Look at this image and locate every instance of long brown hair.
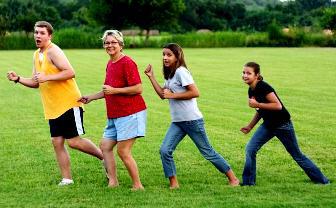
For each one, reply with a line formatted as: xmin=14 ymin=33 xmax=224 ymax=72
xmin=163 ymin=43 xmax=187 ymax=80
xmin=245 ymin=62 xmax=263 ymax=81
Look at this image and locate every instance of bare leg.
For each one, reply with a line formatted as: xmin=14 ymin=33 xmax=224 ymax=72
xmin=169 ymin=175 xmax=180 ymax=189
xmin=52 ymin=137 xmax=72 ymax=179
xmin=100 ymin=139 xmax=119 ymax=187
xmin=225 ymin=169 xmax=240 ymax=186
xmin=67 ymin=136 xmax=103 ymax=160
xmin=117 ymin=138 xmax=143 ymax=190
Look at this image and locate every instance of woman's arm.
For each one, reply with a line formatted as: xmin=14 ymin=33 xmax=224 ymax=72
xmin=79 ymin=91 xmax=105 ymax=104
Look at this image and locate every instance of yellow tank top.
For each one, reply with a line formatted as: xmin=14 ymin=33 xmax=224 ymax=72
xmin=34 ymin=43 xmax=83 ymax=119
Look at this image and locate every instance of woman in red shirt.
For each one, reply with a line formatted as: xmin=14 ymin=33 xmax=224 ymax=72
xmin=80 ymin=30 xmax=146 ymax=190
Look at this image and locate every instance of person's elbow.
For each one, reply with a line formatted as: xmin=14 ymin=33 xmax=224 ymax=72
xmin=191 ymin=88 xmax=200 ymax=98
xmin=134 ymin=84 xmax=143 ymax=94
xmin=68 ymin=70 xmax=75 ymax=79
xmin=194 ymin=90 xmax=200 ymax=98
xmin=275 ymin=103 xmax=282 ymax=110
xmin=32 ymin=83 xmax=39 ymax=88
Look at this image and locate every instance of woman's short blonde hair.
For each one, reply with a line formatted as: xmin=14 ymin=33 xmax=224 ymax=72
xmin=101 ymin=30 xmax=124 ymax=47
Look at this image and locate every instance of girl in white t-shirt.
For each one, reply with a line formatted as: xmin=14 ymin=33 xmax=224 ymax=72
xmin=144 ymin=43 xmax=239 ymax=189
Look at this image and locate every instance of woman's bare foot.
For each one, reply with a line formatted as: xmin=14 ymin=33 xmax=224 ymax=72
xmin=131 ymin=185 xmax=144 ymax=191
xmin=108 ymin=182 xmax=119 ymax=188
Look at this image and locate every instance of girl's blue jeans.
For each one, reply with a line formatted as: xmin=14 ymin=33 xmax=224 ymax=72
xmin=160 ymin=118 xmax=231 ymax=178
xmin=242 ymin=120 xmax=329 ymax=185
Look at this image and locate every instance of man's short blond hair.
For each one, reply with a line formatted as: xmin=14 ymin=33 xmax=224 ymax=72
xmin=34 ymin=21 xmax=54 ymax=35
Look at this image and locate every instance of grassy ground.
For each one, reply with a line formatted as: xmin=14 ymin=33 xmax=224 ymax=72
xmin=0 ymin=48 xmax=335 ymax=207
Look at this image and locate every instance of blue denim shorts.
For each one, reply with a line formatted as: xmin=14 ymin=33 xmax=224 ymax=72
xmin=103 ymin=110 xmax=146 ymax=141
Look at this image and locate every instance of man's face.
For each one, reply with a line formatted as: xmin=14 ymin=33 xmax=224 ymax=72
xmin=34 ymin=27 xmax=51 ymax=49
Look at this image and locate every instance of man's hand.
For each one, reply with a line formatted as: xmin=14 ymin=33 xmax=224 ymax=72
xmin=7 ymin=71 xmax=19 ymax=82
xmin=33 ymin=72 xmax=49 ymax=83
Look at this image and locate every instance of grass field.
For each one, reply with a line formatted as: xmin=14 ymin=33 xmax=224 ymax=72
xmin=0 ymin=48 xmax=335 ymax=207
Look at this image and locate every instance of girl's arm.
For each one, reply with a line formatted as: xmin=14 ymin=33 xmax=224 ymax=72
xmin=163 ymin=83 xmax=199 ymax=100
xmin=249 ymin=92 xmax=282 ymax=110
xmin=144 ymin=64 xmax=165 ymax=99
xmin=240 ymin=112 xmax=261 ymax=134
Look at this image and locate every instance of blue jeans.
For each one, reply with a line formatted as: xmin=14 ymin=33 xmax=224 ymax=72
xmin=242 ymin=120 xmax=329 ymax=185
xmin=160 ymin=118 xmax=231 ymax=178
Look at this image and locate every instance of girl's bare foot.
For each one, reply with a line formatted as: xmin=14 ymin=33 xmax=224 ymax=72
xmin=169 ymin=175 xmax=179 ymax=189
xmin=229 ymin=179 xmax=240 ymax=187
xmin=169 ymin=184 xmax=180 ymax=190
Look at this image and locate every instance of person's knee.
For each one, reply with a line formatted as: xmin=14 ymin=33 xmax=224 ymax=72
xmin=245 ymin=145 xmax=257 ymax=156
xmin=117 ymin=148 xmax=130 ymax=160
xmin=100 ymin=142 xmax=112 ymax=153
xmin=52 ymin=138 xmax=64 ymax=149
xmin=202 ymin=150 xmax=217 ymax=160
xmin=67 ymin=138 xmax=80 ymax=149
xmin=159 ymin=146 xmax=172 ymax=158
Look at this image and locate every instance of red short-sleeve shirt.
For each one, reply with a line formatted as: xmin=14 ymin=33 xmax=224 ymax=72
xmin=104 ymin=56 xmax=146 ymax=118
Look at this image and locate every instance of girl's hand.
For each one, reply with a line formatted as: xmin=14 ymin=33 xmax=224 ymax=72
xmin=102 ymin=85 xmax=117 ymax=95
xmin=144 ymin=64 xmax=154 ymax=77
xmin=78 ymin=96 xmax=92 ymax=104
xmin=163 ymin=88 xmax=174 ymax=99
xmin=240 ymin=126 xmax=252 ymax=134
xmin=248 ymin=97 xmax=259 ymax=108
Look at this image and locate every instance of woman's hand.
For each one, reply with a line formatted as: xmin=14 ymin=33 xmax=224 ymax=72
xmin=102 ymin=85 xmax=117 ymax=95
xmin=78 ymin=95 xmax=92 ymax=104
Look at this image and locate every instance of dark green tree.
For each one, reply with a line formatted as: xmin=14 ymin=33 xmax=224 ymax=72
xmin=295 ymin=0 xmax=331 ymax=11
xmin=88 ymin=0 xmax=134 ymax=30
xmin=130 ymin=0 xmax=185 ymax=39
xmin=320 ymin=7 xmax=336 ymax=30
xmin=0 ymin=0 xmax=61 ymax=34
xmin=179 ymin=0 xmax=246 ymax=32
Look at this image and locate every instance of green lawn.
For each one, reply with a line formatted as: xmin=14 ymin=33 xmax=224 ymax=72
xmin=0 ymin=48 xmax=335 ymax=207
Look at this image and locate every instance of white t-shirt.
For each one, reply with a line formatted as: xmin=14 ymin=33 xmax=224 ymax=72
xmin=164 ymin=66 xmax=203 ymax=122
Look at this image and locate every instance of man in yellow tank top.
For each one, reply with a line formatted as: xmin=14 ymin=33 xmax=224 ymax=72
xmin=7 ymin=21 xmax=104 ymax=186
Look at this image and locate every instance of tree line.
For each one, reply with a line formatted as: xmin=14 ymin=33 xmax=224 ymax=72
xmin=0 ymin=0 xmax=335 ymax=37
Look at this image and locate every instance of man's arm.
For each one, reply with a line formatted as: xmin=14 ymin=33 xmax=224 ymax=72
xmin=34 ymin=46 xmax=75 ymax=83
